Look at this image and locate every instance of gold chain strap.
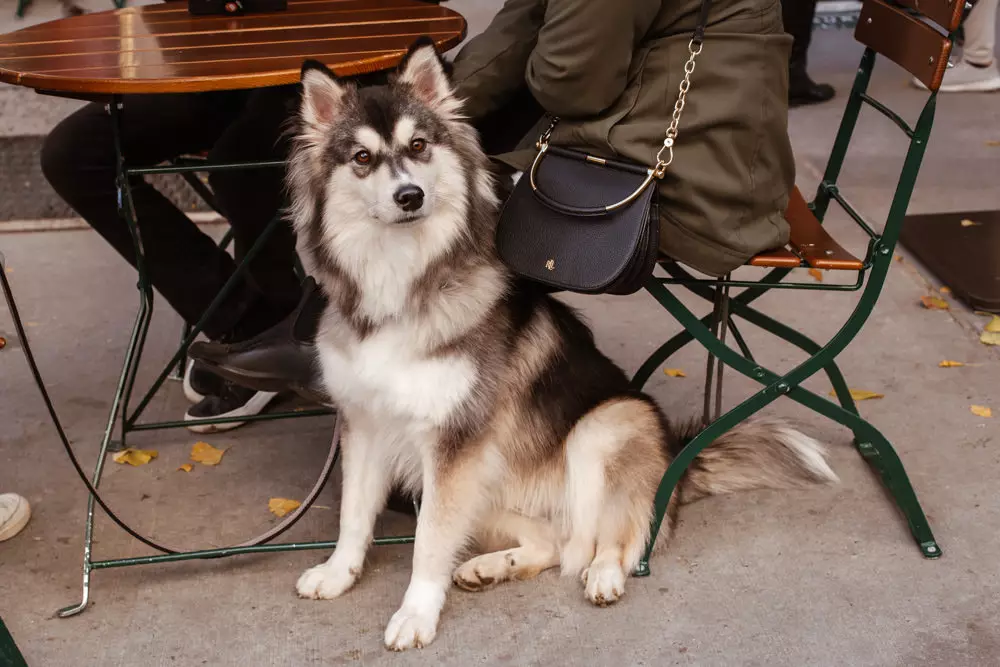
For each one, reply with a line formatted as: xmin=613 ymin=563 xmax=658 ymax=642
xmin=536 ymin=38 xmax=704 ymax=180
xmin=653 ymin=38 xmax=703 ymax=177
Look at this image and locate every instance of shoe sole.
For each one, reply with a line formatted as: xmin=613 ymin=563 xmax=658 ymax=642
xmin=184 ymin=390 xmax=279 ymax=434
xmin=182 ymin=358 xmax=206 ymax=404
xmin=912 ymin=76 xmax=1000 ymax=93
xmin=0 ymin=497 xmax=31 ymax=542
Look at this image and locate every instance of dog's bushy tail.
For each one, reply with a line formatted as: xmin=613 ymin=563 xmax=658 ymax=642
xmin=668 ymin=418 xmax=838 ymax=504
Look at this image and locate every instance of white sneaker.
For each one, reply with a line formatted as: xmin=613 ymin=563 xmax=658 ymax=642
xmin=182 ymin=358 xmax=205 ymax=404
xmin=912 ymin=59 xmax=1000 ymax=92
xmin=0 ymin=493 xmax=31 ymax=542
xmin=184 ymin=381 xmax=279 ymax=434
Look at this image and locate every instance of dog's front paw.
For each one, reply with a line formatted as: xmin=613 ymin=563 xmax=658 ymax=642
xmin=296 ymin=562 xmax=361 ymax=600
xmin=384 ymin=605 xmax=439 ymax=651
xmin=582 ymin=562 xmax=625 ymax=607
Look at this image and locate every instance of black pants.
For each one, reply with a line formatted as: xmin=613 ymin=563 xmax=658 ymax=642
xmin=41 ymin=86 xmax=303 ymax=341
xmin=781 ymin=0 xmax=819 ymax=83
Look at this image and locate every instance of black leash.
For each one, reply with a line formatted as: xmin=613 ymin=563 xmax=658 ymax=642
xmin=1 ymin=253 xmax=339 ymax=555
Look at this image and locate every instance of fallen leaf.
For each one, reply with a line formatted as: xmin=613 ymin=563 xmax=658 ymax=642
xmin=939 ymin=286 xmax=952 ymax=294
xmin=970 ymin=405 xmax=993 ymax=418
xmin=664 ymin=368 xmax=687 ymax=378
xmin=981 ymin=331 xmax=1000 ymax=346
xmin=986 ymin=140 xmax=1000 ymax=147
xmin=894 ymin=255 xmax=904 ymax=263
xmin=938 ymin=360 xmax=965 ymax=368
xmin=920 ymin=295 xmax=950 ymax=310
xmin=831 ymin=388 xmax=884 ymax=401
xmin=0 ymin=336 xmax=5 ymax=350
xmin=111 ymin=448 xmax=158 ymax=466
xmin=268 ymin=498 xmax=302 ymax=518
xmin=960 ymin=219 xmax=982 ymax=227
xmin=177 ymin=463 xmax=193 ymax=473
xmin=808 ymin=268 xmax=824 ymax=282
xmin=190 ymin=441 xmax=226 ymax=466
xmin=985 ymin=316 xmax=1000 ymax=333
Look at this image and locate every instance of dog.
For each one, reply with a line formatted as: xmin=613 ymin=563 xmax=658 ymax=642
xmin=288 ymin=39 xmax=838 ymax=651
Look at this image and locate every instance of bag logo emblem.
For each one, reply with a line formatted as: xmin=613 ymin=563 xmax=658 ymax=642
xmin=545 ymin=258 xmax=556 ymax=271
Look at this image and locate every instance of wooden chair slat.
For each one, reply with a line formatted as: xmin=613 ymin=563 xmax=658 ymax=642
xmin=855 ymin=0 xmax=952 ymax=91
xmin=749 ymin=187 xmax=864 ymax=271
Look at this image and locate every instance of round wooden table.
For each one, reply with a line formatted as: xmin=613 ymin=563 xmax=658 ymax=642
xmin=0 ymin=0 xmax=466 ymax=94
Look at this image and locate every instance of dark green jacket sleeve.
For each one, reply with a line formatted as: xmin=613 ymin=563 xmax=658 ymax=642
xmin=450 ymin=0 xmax=545 ymax=122
xmin=525 ymin=0 xmax=660 ymax=117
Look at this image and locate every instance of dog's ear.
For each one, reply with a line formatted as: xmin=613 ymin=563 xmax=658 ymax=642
xmin=397 ymin=37 xmax=454 ymax=111
xmin=300 ymin=60 xmax=346 ymax=131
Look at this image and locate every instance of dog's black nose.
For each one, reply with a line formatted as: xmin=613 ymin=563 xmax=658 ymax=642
xmin=393 ymin=185 xmax=424 ymax=212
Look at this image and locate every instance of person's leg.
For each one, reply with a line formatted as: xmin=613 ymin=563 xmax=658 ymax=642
xmin=41 ymin=92 xmax=284 ymax=431
xmin=781 ymin=0 xmax=835 ymax=106
xmin=40 ymin=92 xmax=266 ymax=341
xmin=207 ymin=84 xmax=304 ymax=330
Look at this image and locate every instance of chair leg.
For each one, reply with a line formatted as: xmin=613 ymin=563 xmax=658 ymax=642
xmin=637 ymin=275 xmax=941 ymax=568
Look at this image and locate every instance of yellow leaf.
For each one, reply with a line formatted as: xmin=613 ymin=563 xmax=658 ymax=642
xmin=894 ymin=255 xmax=904 ymax=263
xmin=177 ymin=463 xmax=193 ymax=473
xmin=960 ymin=219 xmax=982 ymax=227
xmin=938 ymin=360 xmax=965 ymax=368
xmin=970 ymin=405 xmax=993 ymax=418
xmin=985 ymin=315 xmax=1000 ymax=333
xmin=920 ymin=295 xmax=950 ymax=310
xmin=111 ymin=448 xmax=158 ymax=467
xmin=831 ymin=388 xmax=884 ymax=401
xmin=981 ymin=331 xmax=1000 ymax=346
xmin=190 ymin=441 xmax=226 ymax=466
xmin=986 ymin=140 xmax=1000 ymax=147
xmin=807 ymin=268 xmax=824 ymax=282
xmin=268 ymin=498 xmax=302 ymax=518
xmin=663 ymin=368 xmax=687 ymax=378
xmin=939 ymin=286 xmax=952 ymax=294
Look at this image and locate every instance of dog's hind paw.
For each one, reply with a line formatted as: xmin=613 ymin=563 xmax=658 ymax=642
xmin=384 ymin=606 xmax=438 ymax=651
xmin=296 ymin=562 xmax=360 ymax=600
xmin=582 ymin=562 xmax=625 ymax=607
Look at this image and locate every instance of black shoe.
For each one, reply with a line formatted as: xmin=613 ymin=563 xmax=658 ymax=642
xmin=789 ymin=73 xmax=835 ymax=107
xmin=188 ymin=277 xmax=330 ymax=406
xmin=184 ymin=381 xmax=279 ymax=433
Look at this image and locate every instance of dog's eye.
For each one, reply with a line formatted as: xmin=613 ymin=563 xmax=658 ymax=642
xmin=410 ymin=139 xmax=427 ymax=153
xmin=353 ymin=150 xmax=371 ymax=165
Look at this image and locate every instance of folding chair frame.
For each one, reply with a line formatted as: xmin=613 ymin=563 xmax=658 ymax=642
xmin=632 ymin=45 xmax=944 ymax=576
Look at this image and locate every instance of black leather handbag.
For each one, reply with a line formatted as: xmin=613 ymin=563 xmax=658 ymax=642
xmin=495 ymin=2 xmax=710 ymax=295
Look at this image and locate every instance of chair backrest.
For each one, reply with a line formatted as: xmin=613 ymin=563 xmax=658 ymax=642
xmin=854 ymin=0 xmax=958 ymax=91
xmin=808 ymin=0 xmax=958 ymax=258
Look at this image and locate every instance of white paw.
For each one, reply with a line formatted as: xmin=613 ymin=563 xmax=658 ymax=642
xmin=384 ymin=605 xmax=439 ymax=651
xmin=583 ymin=562 xmax=626 ymax=607
xmin=296 ymin=562 xmax=361 ymax=600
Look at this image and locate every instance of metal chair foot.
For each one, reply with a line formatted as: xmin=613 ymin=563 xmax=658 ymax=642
xmin=56 ymin=567 xmax=90 ymax=618
xmin=633 ymin=560 xmax=651 ymax=577
xmin=855 ymin=432 xmax=941 ymax=559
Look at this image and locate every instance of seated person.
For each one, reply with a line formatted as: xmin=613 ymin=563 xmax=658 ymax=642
xmin=189 ymin=0 xmax=797 ymax=402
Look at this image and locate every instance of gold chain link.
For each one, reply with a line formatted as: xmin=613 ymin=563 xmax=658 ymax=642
xmin=654 ymin=39 xmax=703 ymax=177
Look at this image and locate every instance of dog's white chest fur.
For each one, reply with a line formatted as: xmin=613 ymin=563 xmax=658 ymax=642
xmin=317 ymin=321 xmax=477 ymax=425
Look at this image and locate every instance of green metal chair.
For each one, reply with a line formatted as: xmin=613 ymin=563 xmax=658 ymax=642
xmin=633 ymin=0 xmax=960 ymax=575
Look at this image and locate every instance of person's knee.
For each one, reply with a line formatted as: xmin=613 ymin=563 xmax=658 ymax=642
xmin=40 ymin=106 xmax=113 ymax=196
